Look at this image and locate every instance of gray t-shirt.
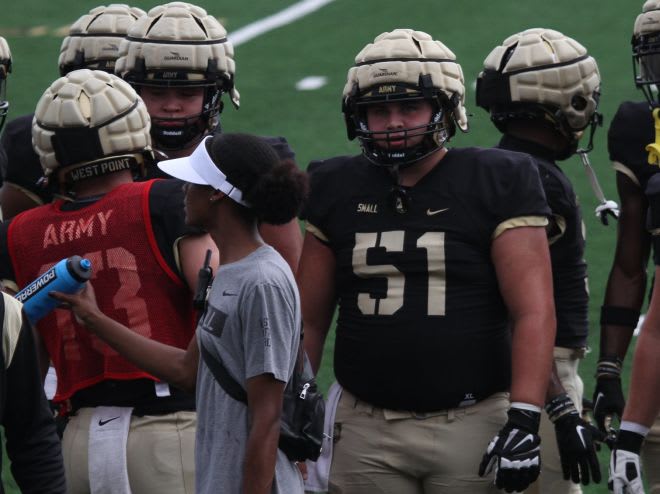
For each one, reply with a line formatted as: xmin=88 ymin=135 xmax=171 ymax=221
xmin=195 ymin=245 xmax=304 ymax=494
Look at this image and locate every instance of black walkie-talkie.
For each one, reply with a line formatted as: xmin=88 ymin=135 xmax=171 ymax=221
xmin=193 ymin=249 xmax=213 ymax=318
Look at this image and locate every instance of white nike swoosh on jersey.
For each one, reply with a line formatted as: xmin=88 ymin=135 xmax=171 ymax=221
xmin=427 ymin=208 xmax=449 ymax=216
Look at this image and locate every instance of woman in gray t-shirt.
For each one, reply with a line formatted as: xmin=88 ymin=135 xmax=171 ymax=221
xmin=54 ymin=133 xmax=309 ymax=494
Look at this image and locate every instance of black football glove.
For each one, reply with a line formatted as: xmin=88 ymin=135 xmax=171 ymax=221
xmin=609 ymin=429 xmax=646 ymax=494
xmin=546 ymin=393 xmax=606 ymax=485
xmin=593 ymin=357 xmax=625 ymax=432
xmin=479 ymin=406 xmax=541 ymax=493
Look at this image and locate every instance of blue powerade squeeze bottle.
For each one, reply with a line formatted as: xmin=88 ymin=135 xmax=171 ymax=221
xmin=15 ymin=255 xmax=93 ymax=323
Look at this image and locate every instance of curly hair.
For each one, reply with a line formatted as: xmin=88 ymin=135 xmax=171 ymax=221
xmin=206 ymin=133 xmax=308 ymax=224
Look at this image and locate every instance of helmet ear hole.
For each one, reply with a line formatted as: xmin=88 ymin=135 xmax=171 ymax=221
xmin=571 ymin=95 xmax=587 ymax=111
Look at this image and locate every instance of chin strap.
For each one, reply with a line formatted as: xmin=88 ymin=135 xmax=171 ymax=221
xmin=577 ymin=150 xmax=619 ymax=226
xmin=646 ymin=107 xmax=660 ymax=166
xmin=575 ymin=113 xmax=619 ymax=226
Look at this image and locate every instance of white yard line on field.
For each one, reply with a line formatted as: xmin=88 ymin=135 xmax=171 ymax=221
xmin=228 ymin=0 xmax=335 ymax=47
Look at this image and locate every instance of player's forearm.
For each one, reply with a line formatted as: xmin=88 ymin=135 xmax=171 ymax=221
xmin=510 ymin=313 xmax=555 ymax=407
xmin=600 ymin=265 xmax=646 ymax=358
xmin=242 ymin=415 xmax=280 ymax=494
xmin=544 ymin=362 xmax=566 ymax=403
xmin=623 ymin=313 xmax=660 ymax=428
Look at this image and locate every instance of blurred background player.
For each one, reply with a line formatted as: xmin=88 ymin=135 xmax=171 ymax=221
xmin=0 ymin=69 xmax=215 ymax=494
xmin=0 ymin=3 xmax=145 ymax=219
xmin=594 ymin=2 xmax=660 ymax=491
xmin=0 ymin=35 xmax=12 ymax=208
xmin=0 ymin=36 xmax=10 ymax=133
xmin=115 ymin=1 xmax=303 ymax=271
xmin=0 ymin=36 xmax=66 ymax=494
xmin=298 ymin=29 xmax=556 ymax=494
xmin=476 ymin=28 xmax=606 ymax=492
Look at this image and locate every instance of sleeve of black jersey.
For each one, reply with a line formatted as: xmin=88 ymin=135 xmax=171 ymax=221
xmin=608 ymin=101 xmax=654 ymax=167
xmin=645 ymin=174 xmax=660 ymax=265
xmin=149 ymin=179 xmax=203 ymax=279
xmin=1 ymin=115 xmax=48 ymax=200
xmin=3 ymin=303 xmax=66 ymax=493
xmin=483 ymin=151 xmax=551 ymax=226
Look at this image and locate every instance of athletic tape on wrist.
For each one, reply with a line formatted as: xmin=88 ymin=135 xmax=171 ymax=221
xmin=544 ymin=393 xmax=577 ymax=423
xmin=596 ymin=356 xmax=623 ymax=378
xmin=510 ymin=402 xmax=542 ymax=413
xmin=621 ymin=421 xmax=650 ymax=437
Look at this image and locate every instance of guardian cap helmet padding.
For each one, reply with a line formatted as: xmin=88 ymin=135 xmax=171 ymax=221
xmin=0 ymin=37 xmax=12 ymax=131
xmin=115 ymin=2 xmax=238 ymax=151
xmin=342 ymin=29 xmax=468 ymax=168
xmin=33 ymin=69 xmax=152 ymax=193
xmin=58 ymin=4 xmax=146 ymax=76
xmin=476 ymin=27 xmax=601 ymax=156
xmin=633 ymin=0 xmax=660 ymax=105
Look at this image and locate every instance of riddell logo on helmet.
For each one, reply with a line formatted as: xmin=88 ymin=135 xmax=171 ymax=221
xmin=373 ymin=67 xmax=398 ymax=78
xmin=164 ymin=51 xmax=189 ymax=61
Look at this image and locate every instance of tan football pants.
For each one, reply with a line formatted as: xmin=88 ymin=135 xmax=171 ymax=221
xmin=525 ymin=346 xmax=585 ymax=494
xmin=62 ymin=408 xmax=196 ymax=494
xmin=328 ymin=390 xmax=509 ymax=494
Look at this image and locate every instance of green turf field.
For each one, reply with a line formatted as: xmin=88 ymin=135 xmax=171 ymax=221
xmin=0 ymin=1 xmax=651 ymax=492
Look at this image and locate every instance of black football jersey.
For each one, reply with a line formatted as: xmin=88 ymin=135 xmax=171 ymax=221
xmin=608 ymin=101 xmax=659 ymax=191
xmin=1 ymin=114 xmax=52 ymax=204
xmin=645 ymin=173 xmax=660 ymax=266
xmin=498 ymin=136 xmax=588 ymax=348
xmin=303 ymin=149 xmax=551 ymax=411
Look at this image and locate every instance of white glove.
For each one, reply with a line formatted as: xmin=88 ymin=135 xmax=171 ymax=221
xmin=609 ymin=448 xmax=645 ymax=494
xmin=595 ymin=200 xmax=620 ymax=226
xmin=609 ymin=428 xmax=647 ymax=494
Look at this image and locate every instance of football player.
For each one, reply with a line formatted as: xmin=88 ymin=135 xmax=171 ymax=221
xmin=476 ymin=28 xmax=606 ymax=493
xmin=114 ymin=1 xmax=303 ymax=271
xmin=608 ymin=172 xmax=660 ymax=493
xmin=298 ymin=29 xmax=556 ymax=494
xmin=594 ymin=3 xmax=660 ymax=492
xmin=0 ymin=69 xmax=216 ymax=494
xmin=0 ymin=3 xmax=146 ymax=219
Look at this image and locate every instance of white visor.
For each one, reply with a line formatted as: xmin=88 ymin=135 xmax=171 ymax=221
xmin=157 ymin=136 xmax=249 ymax=206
